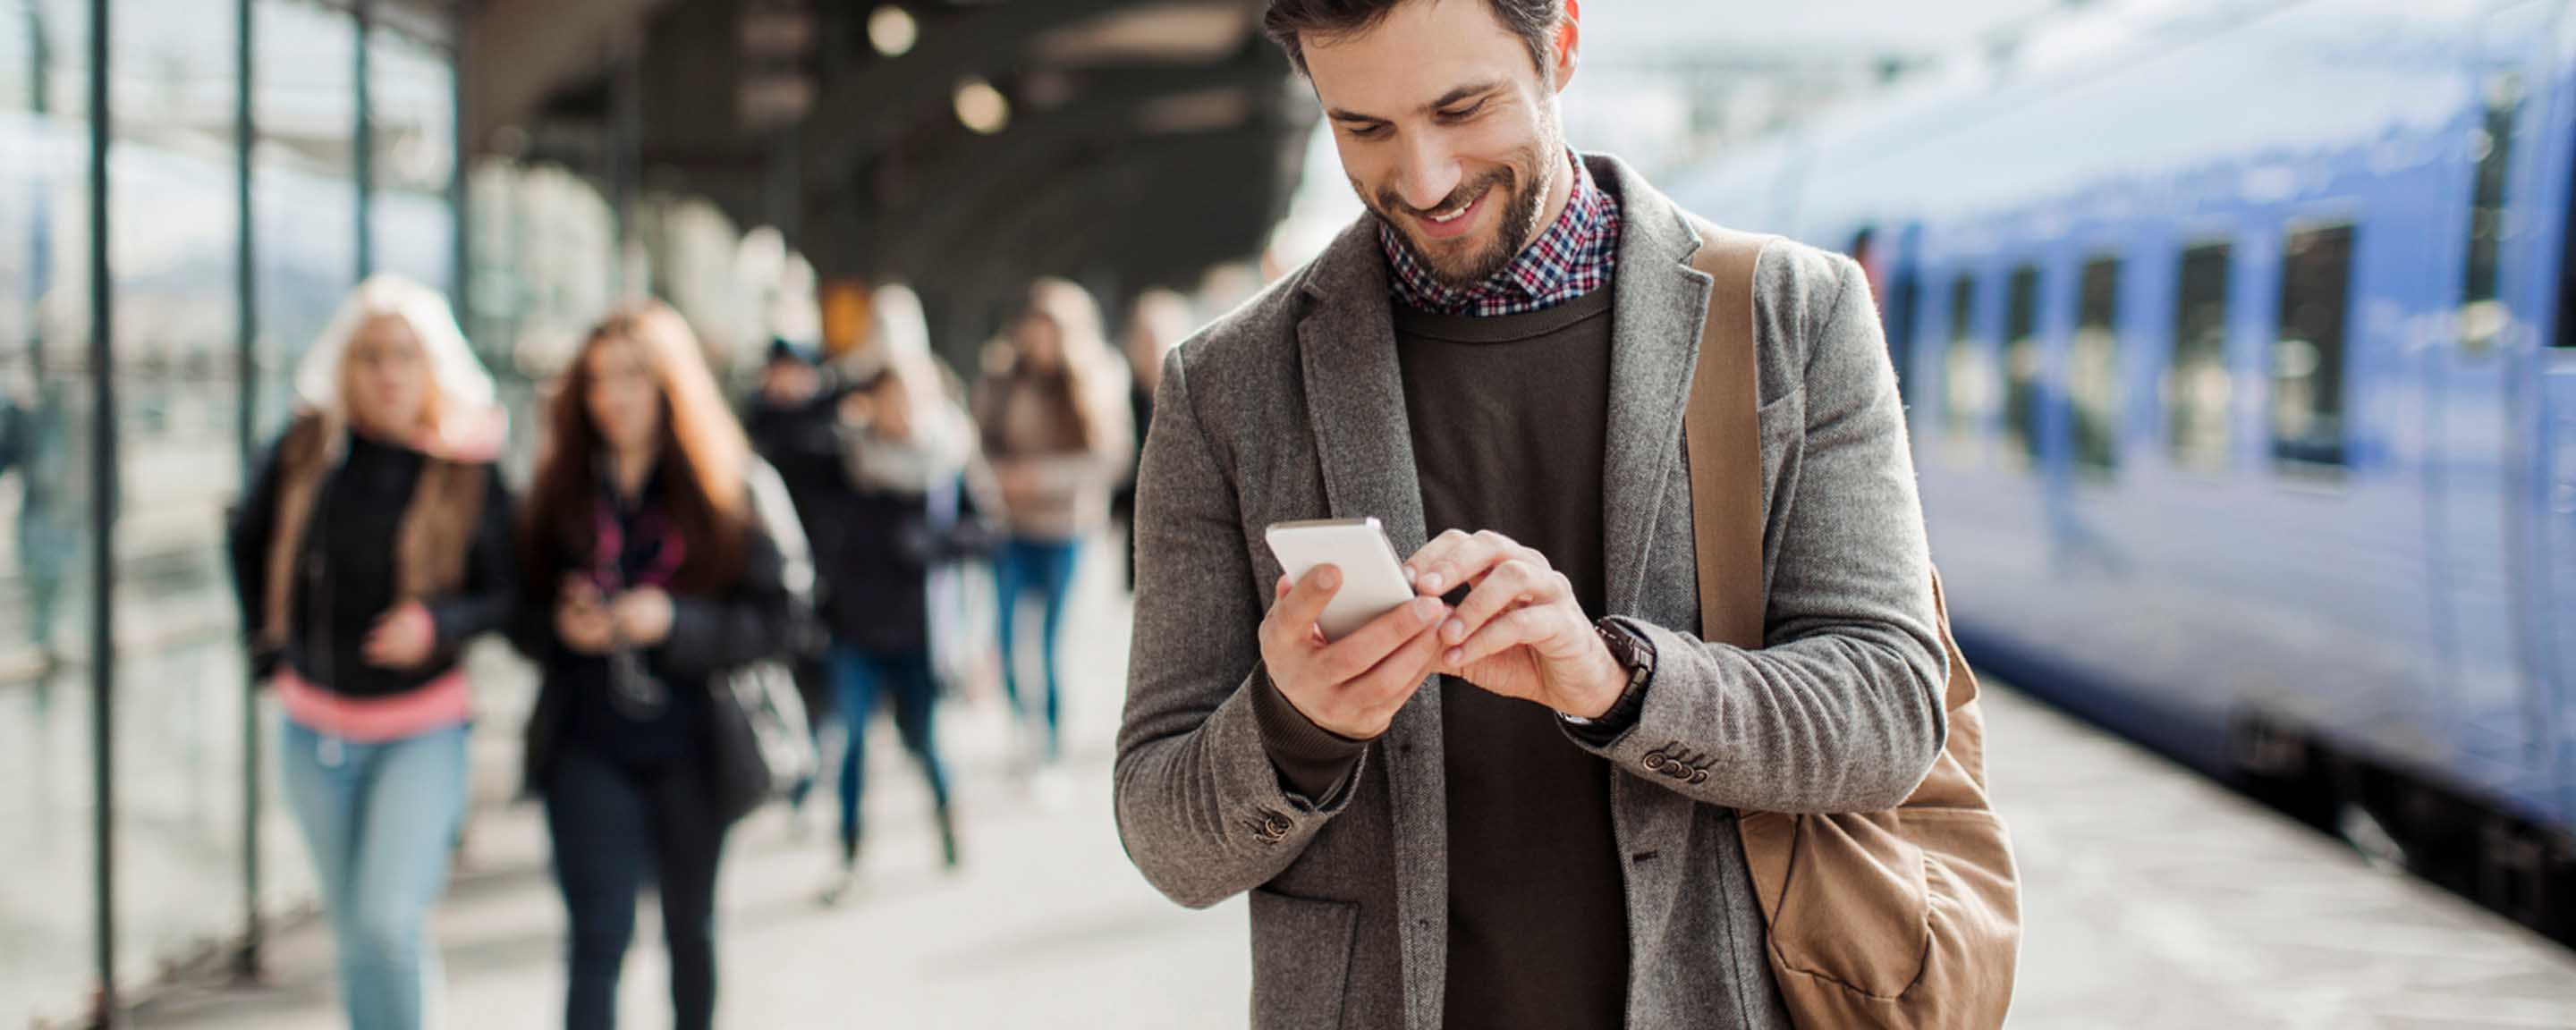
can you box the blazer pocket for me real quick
[1249,888,1360,1030]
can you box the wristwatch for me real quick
[1561,617,1656,730]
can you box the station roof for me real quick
[460,0,1310,300]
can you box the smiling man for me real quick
[1114,2,1951,1027]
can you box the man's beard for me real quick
[1370,139,1558,291]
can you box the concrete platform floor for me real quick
[115,598,2576,1029]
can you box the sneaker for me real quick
[818,861,862,908]
[935,808,963,872]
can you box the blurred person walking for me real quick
[227,275,515,1030]
[816,306,990,902]
[972,279,1132,783]
[741,337,839,822]
[1111,290,1193,593]
[517,303,791,1030]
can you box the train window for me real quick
[2167,242,2233,474]
[2072,257,2122,477]
[2272,224,2355,469]
[1942,274,1988,460]
[2462,72,2521,353]
[2004,264,2042,470]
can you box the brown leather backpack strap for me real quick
[1682,227,1775,651]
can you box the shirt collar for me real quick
[1381,149,1623,317]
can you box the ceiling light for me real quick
[869,6,919,57]
[954,79,1011,135]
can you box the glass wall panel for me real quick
[107,0,248,992]
[368,24,452,296]
[251,0,357,443]
[0,0,100,1019]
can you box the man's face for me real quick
[1304,0,1575,289]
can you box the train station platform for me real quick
[97,549,2576,1030]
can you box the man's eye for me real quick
[1345,122,1392,140]
[1438,101,1487,122]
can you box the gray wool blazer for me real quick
[1114,154,1949,1030]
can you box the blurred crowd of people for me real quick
[225,272,1189,1030]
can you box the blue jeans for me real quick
[833,644,952,860]
[994,536,1080,762]
[278,719,470,1030]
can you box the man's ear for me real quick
[1551,4,1581,94]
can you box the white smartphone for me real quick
[1265,517,1417,642]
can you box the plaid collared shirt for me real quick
[1382,150,1622,317]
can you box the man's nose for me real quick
[1391,134,1464,213]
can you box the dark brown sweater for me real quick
[1252,286,1630,1029]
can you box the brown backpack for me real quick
[1685,228,2023,1028]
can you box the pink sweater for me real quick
[275,667,471,742]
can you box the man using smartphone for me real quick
[1115,3,1949,1027]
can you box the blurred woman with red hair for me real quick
[516,302,789,1030]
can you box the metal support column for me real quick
[85,0,121,1021]
[26,0,49,387]
[354,0,374,279]
[450,3,472,317]
[230,0,264,984]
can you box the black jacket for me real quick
[227,428,517,698]
[514,489,792,789]
[744,386,847,528]
[818,471,993,654]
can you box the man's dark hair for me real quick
[1263,0,1563,77]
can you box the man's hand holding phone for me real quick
[1258,565,1452,740]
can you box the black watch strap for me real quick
[1562,618,1655,739]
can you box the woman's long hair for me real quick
[294,274,505,458]
[979,278,1127,455]
[524,301,752,593]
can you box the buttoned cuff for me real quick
[1250,667,1370,806]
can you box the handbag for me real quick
[706,658,818,826]
[1686,225,2023,1028]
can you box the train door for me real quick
[2434,0,2556,811]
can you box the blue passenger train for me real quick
[1675,0,2576,938]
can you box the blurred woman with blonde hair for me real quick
[972,279,1133,779]
[516,301,790,1030]
[227,274,516,1030]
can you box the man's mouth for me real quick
[1413,188,1489,240]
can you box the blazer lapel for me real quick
[1297,219,1428,553]
[1595,155,1716,620]
[1295,215,1450,1030]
